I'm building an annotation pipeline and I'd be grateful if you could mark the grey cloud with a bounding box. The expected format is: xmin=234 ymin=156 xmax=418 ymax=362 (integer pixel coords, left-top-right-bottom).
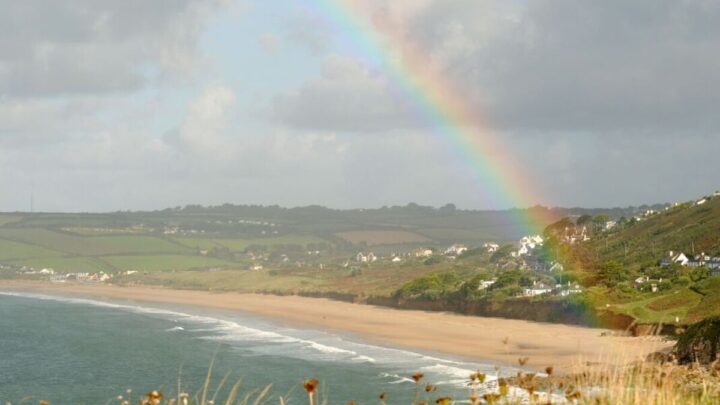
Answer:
xmin=0 ymin=0 xmax=226 ymax=97
xmin=275 ymin=0 xmax=720 ymax=136
xmin=272 ymin=56 xmax=419 ymax=132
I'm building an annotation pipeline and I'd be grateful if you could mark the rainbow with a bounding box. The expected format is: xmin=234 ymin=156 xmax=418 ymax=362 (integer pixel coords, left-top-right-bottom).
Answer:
xmin=304 ymin=0 xmax=555 ymax=234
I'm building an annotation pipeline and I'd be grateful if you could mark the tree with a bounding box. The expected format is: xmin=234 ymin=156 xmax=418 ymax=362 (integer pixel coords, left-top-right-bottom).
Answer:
xmin=592 ymin=215 xmax=610 ymax=232
xmin=599 ymin=260 xmax=626 ymax=286
xmin=439 ymin=203 xmax=457 ymax=213
xmin=490 ymin=244 xmax=515 ymax=262
xmin=576 ymin=214 xmax=593 ymax=226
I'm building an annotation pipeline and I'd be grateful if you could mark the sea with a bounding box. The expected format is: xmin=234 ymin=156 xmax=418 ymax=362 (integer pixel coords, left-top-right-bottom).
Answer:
xmin=0 ymin=291 xmax=517 ymax=405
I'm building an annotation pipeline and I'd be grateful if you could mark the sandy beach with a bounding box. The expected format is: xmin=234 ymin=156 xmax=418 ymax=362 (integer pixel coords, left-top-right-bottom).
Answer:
xmin=0 ymin=281 xmax=672 ymax=373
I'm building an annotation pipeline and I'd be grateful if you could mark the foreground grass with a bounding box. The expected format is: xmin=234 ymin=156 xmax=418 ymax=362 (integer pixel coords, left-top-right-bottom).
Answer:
xmin=16 ymin=358 xmax=720 ymax=405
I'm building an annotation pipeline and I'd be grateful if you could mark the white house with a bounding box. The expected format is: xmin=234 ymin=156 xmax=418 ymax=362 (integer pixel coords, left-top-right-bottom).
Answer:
xmin=667 ymin=251 xmax=690 ymax=266
xmin=391 ymin=256 xmax=403 ymax=263
xmin=477 ymin=279 xmax=497 ymax=290
xmin=444 ymin=244 xmax=468 ymax=256
xmin=558 ymin=283 xmax=583 ymax=296
xmin=413 ymin=248 xmax=434 ymax=258
xmin=482 ymin=243 xmax=500 ymax=253
xmin=356 ymin=252 xmax=378 ymax=263
xmin=547 ymin=261 xmax=565 ymax=272
xmin=523 ymin=282 xmax=553 ymax=297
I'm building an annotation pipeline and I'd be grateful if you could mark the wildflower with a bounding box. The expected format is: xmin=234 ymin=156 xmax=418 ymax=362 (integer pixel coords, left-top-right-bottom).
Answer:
xmin=471 ymin=372 xmax=486 ymax=383
xmin=304 ymin=379 xmax=320 ymax=405
xmin=303 ymin=379 xmax=319 ymax=394
xmin=142 ymin=391 xmax=163 ymax=405
xmin=39 ymin=401 xmax=50 ymax=405
xmin=482 ymin=393 xmax=501 ymax=404
xmin=379 ymin=392 xmax=386 ymax=400
xmin=518 ymin=357 xmax=529 ymax=366
xmin=469 ymin=394 xmax=479 ymax=404
xmin=412 ymin=372 xmax=424 ymax=382
xmin=565 ymin=391 xmax=581 ymax=401
xmin=545 ymin=366 xmax=554 ymax=376
xmin=179 ymin=393 xmax=189 ymax=405
xmin=424 ymin=383 xmax=436 ymax=393
xmin=117 ymin=396 xmax=123 ymax=401
xmin=498 ymin=378 xmax=509 ymax=397
xmin=435 ymin=397 xmax=451 ymax=405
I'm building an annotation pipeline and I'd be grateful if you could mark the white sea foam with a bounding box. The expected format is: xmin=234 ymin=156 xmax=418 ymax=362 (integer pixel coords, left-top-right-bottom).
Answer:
xmin=0 ymin=290 xmax=500 ymax=387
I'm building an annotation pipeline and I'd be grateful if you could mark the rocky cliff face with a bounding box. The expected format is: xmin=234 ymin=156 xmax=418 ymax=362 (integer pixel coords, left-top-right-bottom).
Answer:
xmin=675 ymin=317 xmax=720 ymax=364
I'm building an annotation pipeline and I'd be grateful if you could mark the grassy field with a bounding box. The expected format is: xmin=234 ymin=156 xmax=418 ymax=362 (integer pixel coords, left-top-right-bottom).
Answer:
xmin=0 ymin=238 xmax=63 ymax=261
xmin=0 ymin=214 xmax=22 ymax=226
xmin=102 ymin=255 xmax=232 ymax=272
xmin=10 ymin=256 xmax=114 ymax=272
xmin=613 ymin=289 xmax=702 ymax=324
xmin=122 ymin=260 xmax=450 ymax=296
xmin=0 ymin=228 xmax=189 ymax=255
xmin=173 ymin=235 xmax=329 ymax=251
xmin=335 ymin=230 xmax=430 ymax=245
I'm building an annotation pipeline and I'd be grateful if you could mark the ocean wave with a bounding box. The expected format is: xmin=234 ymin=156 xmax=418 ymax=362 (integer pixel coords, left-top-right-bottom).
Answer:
xmin=0 ymin=290 xmax=495 ymax=387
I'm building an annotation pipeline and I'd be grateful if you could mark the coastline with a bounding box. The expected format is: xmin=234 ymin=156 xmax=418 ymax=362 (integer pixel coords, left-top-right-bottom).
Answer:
xmin=0 ymin=280 xmax=672 ymax=373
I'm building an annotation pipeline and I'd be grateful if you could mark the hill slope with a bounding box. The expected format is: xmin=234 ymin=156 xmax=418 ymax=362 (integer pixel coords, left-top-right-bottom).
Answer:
xmin=556 ymin=192 xmax=720 ymax=325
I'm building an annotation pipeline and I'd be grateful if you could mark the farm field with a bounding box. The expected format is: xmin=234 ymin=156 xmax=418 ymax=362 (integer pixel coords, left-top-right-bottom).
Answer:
xmin=102 ymin=254 xmax=232 ymax=272
xmin=0 ymin=239 xmax=63 ymax=261
xmin=9 ymin=256 xmax=113 ymax=273
xmin=335 ymin=230 xmax=430 ymax=245
xmin=0 ymin=228 xmax=189 ymax=256
xmin=173 ymin=235 xmax=329 ymax=251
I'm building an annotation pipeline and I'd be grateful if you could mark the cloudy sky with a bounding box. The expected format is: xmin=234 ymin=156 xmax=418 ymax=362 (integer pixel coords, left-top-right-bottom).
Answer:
xmin=1 ymin=0 xmax=718 ymax=212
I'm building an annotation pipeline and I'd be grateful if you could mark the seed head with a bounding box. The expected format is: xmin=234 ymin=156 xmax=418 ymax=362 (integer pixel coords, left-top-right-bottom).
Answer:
xmin=303 ymin=379 xmax=319 ymax=394
xmin=412 ymin=372 xmax=424 ymax=382
xmin=435 ymin=397 xmax=451 ymax=405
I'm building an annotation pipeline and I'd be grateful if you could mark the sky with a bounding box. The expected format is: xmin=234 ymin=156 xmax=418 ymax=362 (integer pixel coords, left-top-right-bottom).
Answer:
xmin=1 ymin=0 xmax=718 ymax=212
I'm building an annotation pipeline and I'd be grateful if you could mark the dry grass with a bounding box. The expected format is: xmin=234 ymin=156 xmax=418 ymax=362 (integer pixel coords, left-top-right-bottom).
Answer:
xmin=16 ymin=358 xmax=720 ymax=405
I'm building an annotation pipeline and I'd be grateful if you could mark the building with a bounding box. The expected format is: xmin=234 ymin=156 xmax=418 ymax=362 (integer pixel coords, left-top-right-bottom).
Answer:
xmin=523 ymin=282 xmax=553 ymax=297
xmin=413 ymin=248 xmax=434 ymax=258
xmin=356 ymin=252 xmax=378 ymax=263
xmin=444 ymin=244 xmax=468 ymax=256
xmin=482 ymin=243 xmax=500 ymax=253
xmin=660 ymin=251 xmax=690 ymax=267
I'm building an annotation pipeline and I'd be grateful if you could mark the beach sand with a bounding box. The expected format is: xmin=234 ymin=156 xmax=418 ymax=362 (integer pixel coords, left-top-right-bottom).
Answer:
xmin=0 ymin=281 xmax=672 ymax=373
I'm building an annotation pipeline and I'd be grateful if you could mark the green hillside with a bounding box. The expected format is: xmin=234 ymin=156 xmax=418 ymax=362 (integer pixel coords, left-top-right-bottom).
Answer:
xmin=589 ymin=196 xmax=720 ymax=271
xmin=555 ymin=192 xmax=720 ymax=325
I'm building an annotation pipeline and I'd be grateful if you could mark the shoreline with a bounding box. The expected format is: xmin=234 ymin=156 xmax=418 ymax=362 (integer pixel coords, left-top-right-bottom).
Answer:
xmin=0 ymin=280 xmax=672 ymax=373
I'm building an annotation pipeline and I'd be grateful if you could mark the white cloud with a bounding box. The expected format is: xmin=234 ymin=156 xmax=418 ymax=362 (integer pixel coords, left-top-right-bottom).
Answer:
xmin=179 ymin=84 xmax=237 ymax=157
